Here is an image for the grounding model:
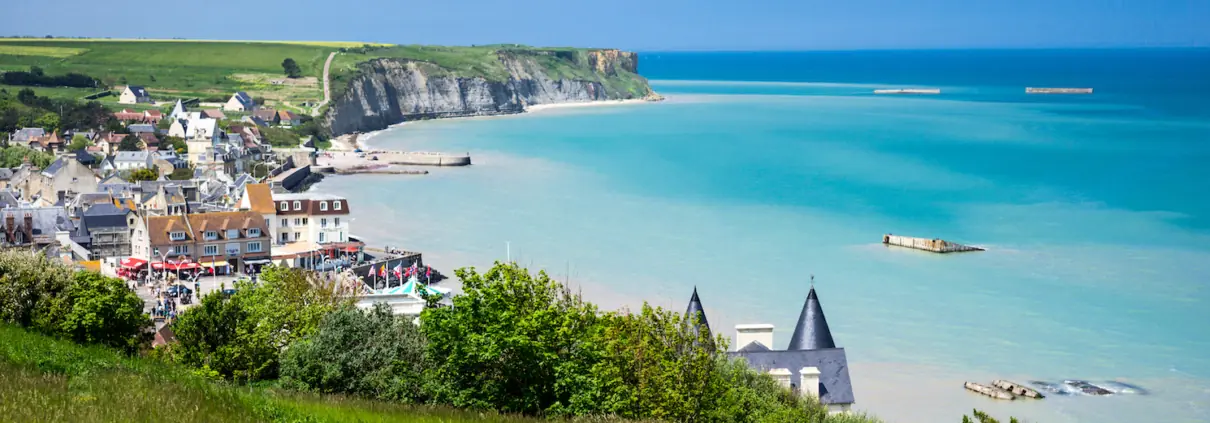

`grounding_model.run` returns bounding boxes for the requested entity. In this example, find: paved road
[314,52,337,116]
